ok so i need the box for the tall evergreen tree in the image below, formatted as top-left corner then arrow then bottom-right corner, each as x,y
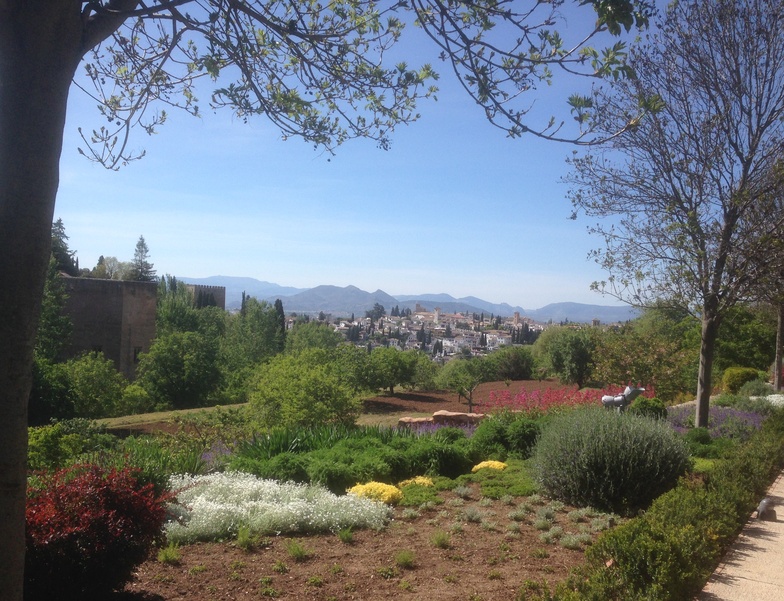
35,257 -> 72,362
130,235 -> 156,282
274,299 -> 287,352
50,219 -> 78,276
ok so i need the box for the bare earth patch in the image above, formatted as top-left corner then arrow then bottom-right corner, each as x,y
117,380 -> 591,600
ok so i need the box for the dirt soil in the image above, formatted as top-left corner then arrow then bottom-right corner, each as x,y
119,380 -> 592,601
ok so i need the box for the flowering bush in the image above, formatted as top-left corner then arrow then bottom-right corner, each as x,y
348,481 -> 403,505
167,472 -> 391,544
25,464 -> 169,600
472,460 -> 508,472
667,405 -> 765,441
399,476 -> 434,487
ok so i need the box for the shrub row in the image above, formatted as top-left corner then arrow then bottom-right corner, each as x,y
230,425 -> 475,492
230,414 -> 546,492
546,407 -> 784,601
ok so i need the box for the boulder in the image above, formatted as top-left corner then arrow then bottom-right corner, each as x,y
397,416 -> 434,429
431,410 -> 485,426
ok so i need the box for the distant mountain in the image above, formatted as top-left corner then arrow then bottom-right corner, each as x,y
525,302 -> 639,324
179,276 -> 306,310
177,276 -> 638,322
394,295 -> 637,323
394,294 -> 526,317
265,285 -> 398,315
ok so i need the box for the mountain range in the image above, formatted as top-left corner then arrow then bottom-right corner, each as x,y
180,276 -> 640,324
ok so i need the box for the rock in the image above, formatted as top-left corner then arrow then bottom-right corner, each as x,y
431,410 -> 485,426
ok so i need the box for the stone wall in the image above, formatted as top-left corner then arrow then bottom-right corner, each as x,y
60,278 -> 157,379
186,284 -> 226,310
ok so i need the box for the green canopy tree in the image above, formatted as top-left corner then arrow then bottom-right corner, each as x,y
538,327 -> 596,389
65,351 -> 127,418
592,311 -> 698,402
0,1 -> 652,596
248,348 -> 360,428
285,321 -> 344,354
367,346 -> 417,395
50,218 -> 79,276
136,331 -> 222,410
220,297 -> 285,402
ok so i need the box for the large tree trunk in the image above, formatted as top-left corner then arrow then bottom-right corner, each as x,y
775,302 -> 783,392
0,3 -> 83,598
695,313 -> 721,428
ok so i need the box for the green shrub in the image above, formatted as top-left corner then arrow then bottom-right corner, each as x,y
721,367 -> 763,394
469,412 -> 541,461
260,451 -> 310,483
683,427 -> 737,459
737,378 -> 773,397
506,418 -> 541,459
469,416 -> 509,461
116,383 -> 158,416
628,396 -> 667,420
28,419 -> 117,472
532,408 -> 690,514
404,437 -> 472,479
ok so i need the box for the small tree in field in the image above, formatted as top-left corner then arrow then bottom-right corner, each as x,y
436,356 -> 493,413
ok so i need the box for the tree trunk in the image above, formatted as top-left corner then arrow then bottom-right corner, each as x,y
695,314 -> 721,428
775,302 -> 783,392
0,3 -> 83,598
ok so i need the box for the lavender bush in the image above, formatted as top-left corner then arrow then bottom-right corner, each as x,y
667,405 -> 765,441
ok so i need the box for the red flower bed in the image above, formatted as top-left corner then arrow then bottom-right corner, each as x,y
483,385 -> 654,416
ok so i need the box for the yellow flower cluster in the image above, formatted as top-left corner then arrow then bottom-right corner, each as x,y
347,482 -> 403,505
398,476 -> 434,488
471,460 -> 508,473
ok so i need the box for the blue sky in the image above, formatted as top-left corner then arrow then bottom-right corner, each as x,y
54,8 -> 635,311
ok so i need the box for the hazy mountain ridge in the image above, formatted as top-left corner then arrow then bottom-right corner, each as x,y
180,276 -> 639,323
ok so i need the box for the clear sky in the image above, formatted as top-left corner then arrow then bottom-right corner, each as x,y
54,8 -> 635,311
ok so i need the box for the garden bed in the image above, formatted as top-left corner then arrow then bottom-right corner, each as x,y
115,379 -> 589,600
123,480 -> 603,601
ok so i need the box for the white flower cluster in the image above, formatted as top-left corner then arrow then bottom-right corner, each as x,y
166,472 -> 392,544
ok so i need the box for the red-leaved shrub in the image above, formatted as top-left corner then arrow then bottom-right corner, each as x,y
25,464 -> 169,600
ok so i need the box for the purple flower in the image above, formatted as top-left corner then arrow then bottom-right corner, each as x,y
667,405 -> 764,441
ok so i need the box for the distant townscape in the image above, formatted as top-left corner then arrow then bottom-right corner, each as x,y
178,275 -> 640,324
